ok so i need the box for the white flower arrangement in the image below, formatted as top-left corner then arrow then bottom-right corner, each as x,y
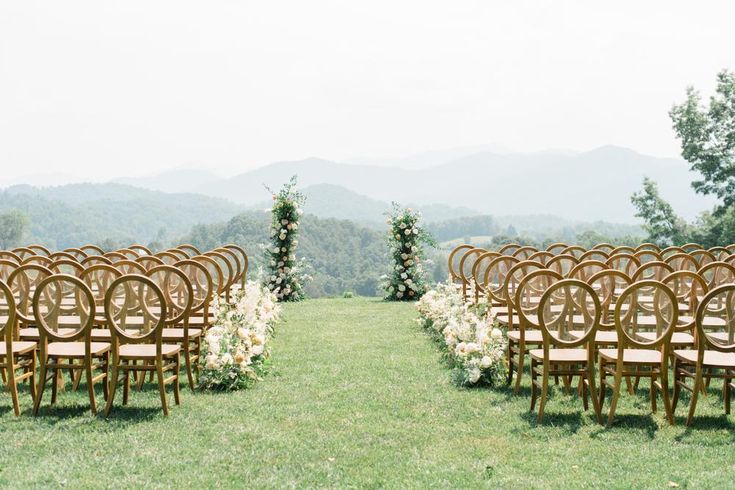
382,203 -> 435,301
199,281 -> 281,391
416,282 -> 506,387
263,175 -> 310,302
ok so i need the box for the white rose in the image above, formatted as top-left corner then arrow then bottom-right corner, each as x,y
491,328 -> 503,340
480,356 -> 492,369
468,367 -> 481,384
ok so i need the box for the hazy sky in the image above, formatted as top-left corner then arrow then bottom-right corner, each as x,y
1,1 -> 734,183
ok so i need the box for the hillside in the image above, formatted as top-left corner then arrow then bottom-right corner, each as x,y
192,146 -> 716,223
0,183 -> 240,249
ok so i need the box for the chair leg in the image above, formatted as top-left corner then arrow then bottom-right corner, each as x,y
530,358 -> 538,411
104,364 -> 120,417
650,372 -> 657,413
672,358 -> 681,413
537,363 -> 549,423
28,350 -> 37,402
686,367 -> 703,426
185,347 -> 195,391
173,353 -> 181,406
506,342 -> 514,385
514,347 -> 525,394
588,366 -> 603,424
156,359 -> 169,416
6,357 -> 21,416
50,365 -> 58,405
724,369 -> 732,415
123,369 -> 130,406
33,362 -> 49,416
660,367 -> 674,425
85,359 -> 97,415
607,368 -> 623,427
599,360 -> 606,410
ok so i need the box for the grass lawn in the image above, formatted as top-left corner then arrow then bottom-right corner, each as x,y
1,297 -> 734,488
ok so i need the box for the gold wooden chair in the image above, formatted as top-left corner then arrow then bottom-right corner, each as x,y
26,244 -> 51,256
223,244 -> 248,286
48,251 -> 79,263
546,254 -> 579,278
0,279 -> 37,415
80,255 -> 113,268
690,249 -> 716,268
176,244 -> 202,257
32,274 -> 110,415
611,245 -> 636,256
530,278 -> 602,423
631,260 -> 674,282
146,265 -> 197,390
561,245 -> 585,259
11,247 -> 36,261
635,242 -> 661,254
104,251 -> 127,262
592,243 -> 616,254
9,264 -> 55,342
135,255 -> 165,271
512,246 -> 538,261
698,261 -> 735,291
194,255 -> 225,300
63,248 -> 89,261
471,251 -> 501,305
0,259 -> 19,282
606,253 -> 640,278
0,251 -> 21,264
545,242 -> 569,255
178,259 -> 215,333
215,247 -> 243,291
661,246 -> 686,260
21,255 -> 53,268
579,249 -> 610,263
673,284 -> 735,425
681,242 -> 704,253
708,246 -> 730,261
633,249 -> 662,265
509,269 -> 563,393
483,256 -> 519,323
128,244 -> 153,256
599,280 -> 678,426
664,253 -> 699,272
112,259 -> 146,275
50,259 -> 85,277
458,248 -> 486,302
569,260 -> 609,283
447,244 -> 474,286
104,275 -> 181,416
498,243 -> 522,256
528,250 -> 554,265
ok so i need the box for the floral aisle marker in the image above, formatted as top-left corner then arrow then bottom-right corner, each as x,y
199,282 -> 281,391
416,282 -> 506,386
264,175 -> 310,302
382,204 -> 435,301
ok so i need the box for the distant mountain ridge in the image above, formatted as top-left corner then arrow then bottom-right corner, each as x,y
189,145 -> 714,223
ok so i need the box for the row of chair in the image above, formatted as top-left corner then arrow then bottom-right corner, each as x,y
0,243 -> 248,417
448,243 -> 735,426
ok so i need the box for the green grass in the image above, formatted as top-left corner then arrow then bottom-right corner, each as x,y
1,297 -> 734,488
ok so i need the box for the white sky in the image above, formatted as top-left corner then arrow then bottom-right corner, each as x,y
1,1 -> 734,183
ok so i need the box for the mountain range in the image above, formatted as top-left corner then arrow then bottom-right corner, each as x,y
112,145 -> 711,223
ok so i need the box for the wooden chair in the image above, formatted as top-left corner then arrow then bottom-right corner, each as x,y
21,255 -> 53,268
592,243 -> 616,254
611,245 -> 636,256
635,242 -> 661,253
509,269 -> 563,393
568,260 -> 609,283
498,243 -> 522,256
512,246 -> 538,261
606,253 -> 640,278
11,247 -> 36,261
528,250 -> 554,265
0,251 -> 21,264
79,244 -> 105,256
658,271 -> 708,347
32,274 -> 110,415
530,279 -> 603,423
194,255 -> 225,299
681,243 -> 704,253
128,244 -> 153,256
482,256 -> 519,319
673,285 -> 735,425
146,265 -> 197,390
63,248 -> 89,260
26,244 -> 51,256
633,249 -> 662,265
80,255 -> 113,267
205,251 -> 235,299
177,259 -> 215,333
664,253 -> 699,272
0,279 -> 37,415
458,248 -> 486,302
116,248 -> 141,261
215,247 -> 243,290
50,259 -> 85,277
561,245 -> 586,259
0,259 -> 19,282
135,255 -> 165,271
104,275 -> 181,416
661,246 -> 686,260
599,280 -> 678,426
579,249 -> 609,263
470,251 -> 501,305
9,264 -> 55,342
223,244 -> 248,286
155,250 -> 181,266
698,261 -> 735,291
546,242 -> 569,255
708,246 -> 730,261
48,251 -> 79,263
104,251 -> 127,262
447,244 -> 474,285
690,249 -> 716,268
112,259 -> 146,275
546,254 -> 579,278
631,261 -> 674,282
177,244 -> 202,257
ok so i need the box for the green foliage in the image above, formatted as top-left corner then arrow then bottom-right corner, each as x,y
427,215 -> 498,241
382,204 -> 435,301
671,70 -> 735,212
0,209 -> 29,248
264,176 -> 309,302
0,184 -> 238,249
631,177 -> 689,246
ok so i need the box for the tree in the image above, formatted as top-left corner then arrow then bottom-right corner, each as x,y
670,70 -> 735,213
630,178 -> 687,246
0,209 -> 29,248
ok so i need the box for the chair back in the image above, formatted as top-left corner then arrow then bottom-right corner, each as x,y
606,253 -> 640,277
631,260 -> 674,282
614,281 -> 678,349
662,271 -> 708,333
587,269 -> 632,330
664,252 -> 698,272
538,279 -> 601,348
698,261 -> 735,290
104,275 -> 167,344
514,269 -> 563,333
146,265 -> 193,326
568,260 -> 608,282
546,254 -> 579,277
32,274 -> 95,342
175,259 -> 214,317
7,264 -> 54,324
0,279 -> 16,346
545,242 -> 568,255
695,285 -> 735,352
447,245 -> 473,283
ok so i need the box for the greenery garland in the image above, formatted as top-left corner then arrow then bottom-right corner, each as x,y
382,203 -> 435,301
264,176 -> 309,301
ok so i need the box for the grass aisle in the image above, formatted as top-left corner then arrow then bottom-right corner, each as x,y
1,297 -> 734,487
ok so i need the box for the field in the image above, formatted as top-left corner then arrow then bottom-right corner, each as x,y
1,298 -> 734,488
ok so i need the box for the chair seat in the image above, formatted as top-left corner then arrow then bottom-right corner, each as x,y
119,344 -> 180,359
161,328 -> 202,340
636,331 -> 694,346
599,348 -> 662,364
19,327 -> 76,340
673,349 -> 735,369
188,316 -> 215,326
507,329 -> 543,343
529,348 -> 589,363
497,314 -> 539,327
0,341 -> 37,356
48,341 -> 110,358
568,330 -> 618,344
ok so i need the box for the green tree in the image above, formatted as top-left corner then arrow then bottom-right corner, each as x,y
630,178 -> 687,246
0,209 -> 29,248
670,70 -> 735,213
